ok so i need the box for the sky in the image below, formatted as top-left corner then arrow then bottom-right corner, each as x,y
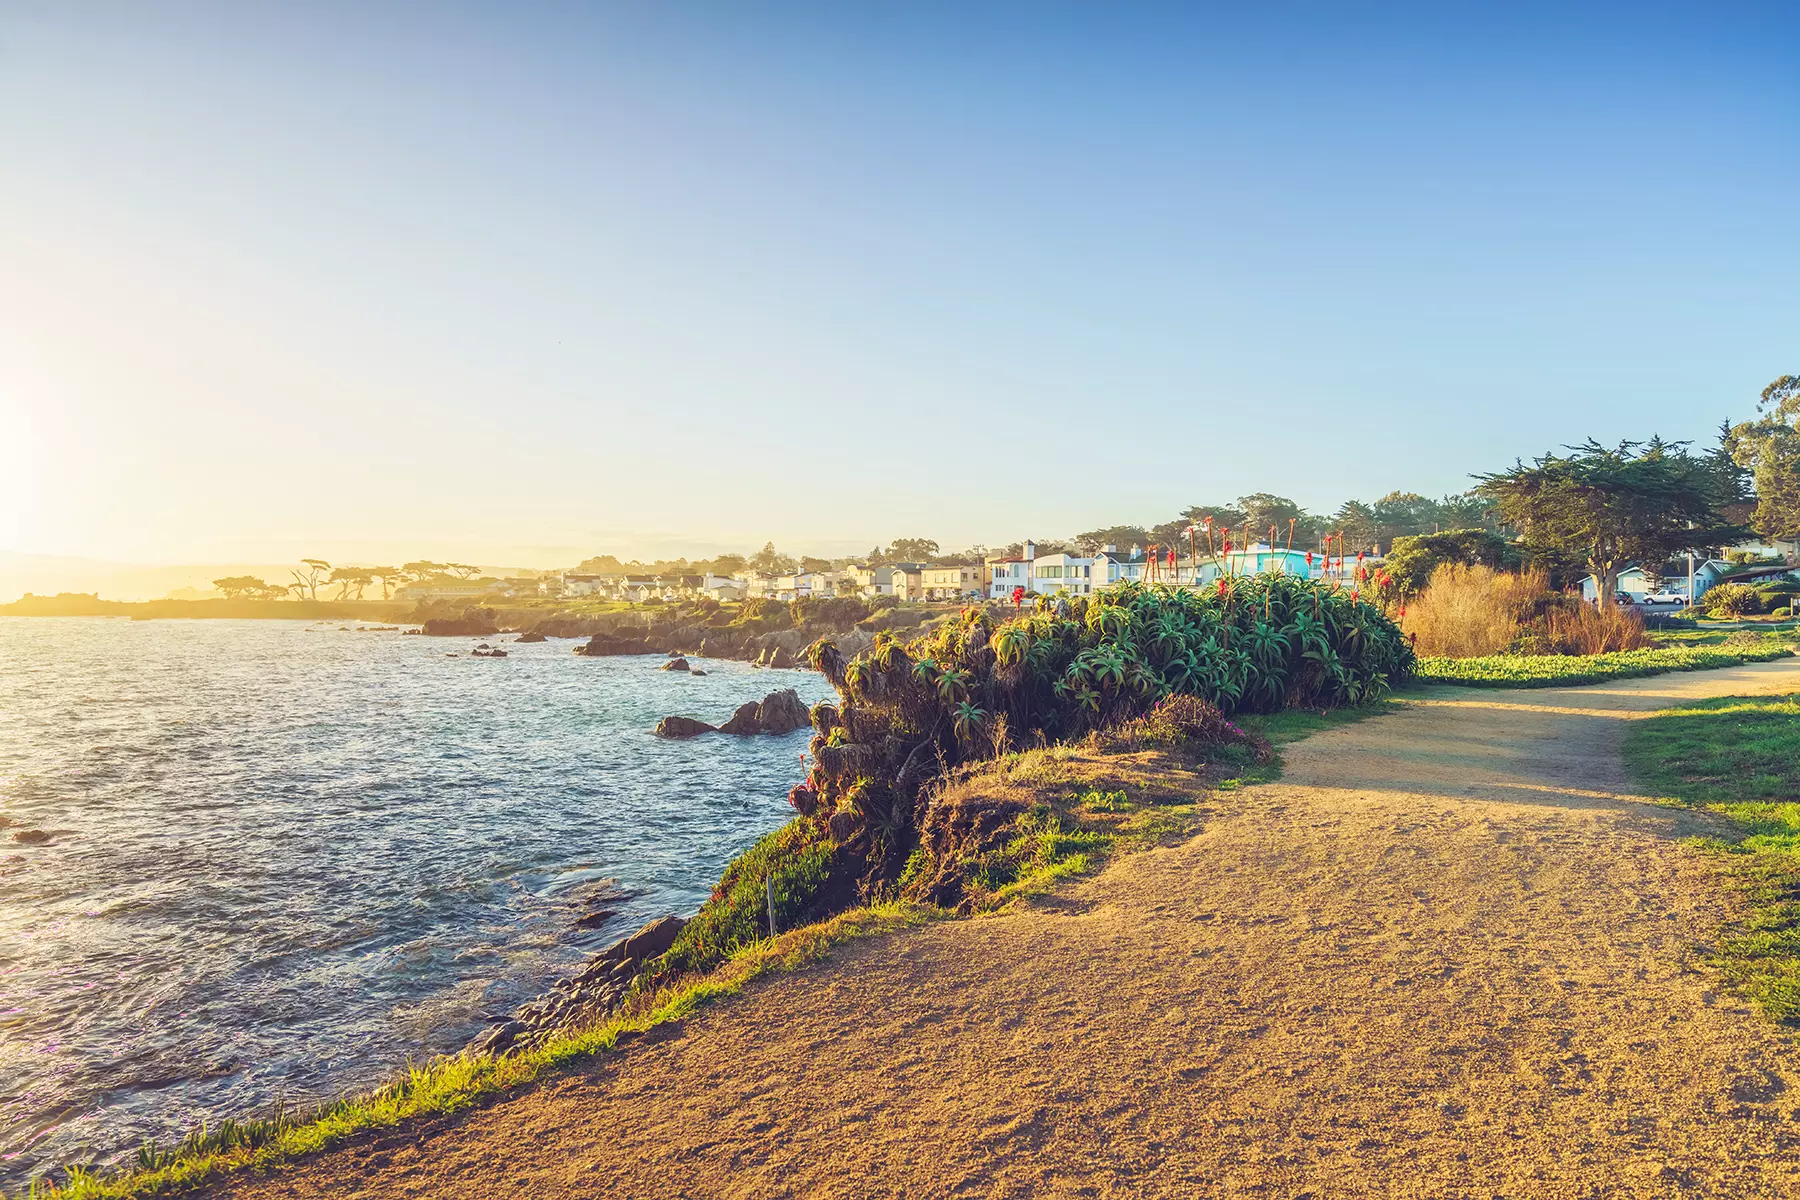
2,1 -> 1797,579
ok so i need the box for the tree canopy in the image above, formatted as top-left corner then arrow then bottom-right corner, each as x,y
884,537 -> 940,563
1727,376 -> 1800,543
1477,438 -> 1741,599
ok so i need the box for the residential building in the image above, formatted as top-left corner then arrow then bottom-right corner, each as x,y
888,563 -> 926,602
986,555 -> 1034,601
560,572 -> 621,597
846,565 -> 893,596
705,577 -> 749,602
921,564 -> 982,600
1192,545 -> 1323,583
1032,552 -> 1095,595
1094,549 -> 1148,588
986,540 -> 1038,600
1582,559 -> 1796,604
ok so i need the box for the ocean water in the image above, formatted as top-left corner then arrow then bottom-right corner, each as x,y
0,618 -> 831,1186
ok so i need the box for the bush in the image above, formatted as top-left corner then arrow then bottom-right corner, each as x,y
656,819 -> 847,977
729,597 -> 794,632
1404,564 -> 1646,657
1704,583 -> 1761,617
790,595 -> 868,632
1404,564 -> 1545,657
1385,529 -> 1516,594
1102,693 -> 1272,759
791,576 -> 1411,902
1540,599 -> 1649,655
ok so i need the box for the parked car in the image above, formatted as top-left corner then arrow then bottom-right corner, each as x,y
1641,590 -> 1689,606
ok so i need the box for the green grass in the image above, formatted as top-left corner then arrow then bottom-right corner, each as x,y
1624,693 -> 1800,1023
1416,643 -> 1796,688
8,904 -> 936,1200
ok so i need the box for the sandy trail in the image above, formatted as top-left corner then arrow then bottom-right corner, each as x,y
216,660 -> 1800,1199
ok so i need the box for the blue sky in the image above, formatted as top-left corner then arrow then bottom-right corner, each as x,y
2,2 -> 1795,568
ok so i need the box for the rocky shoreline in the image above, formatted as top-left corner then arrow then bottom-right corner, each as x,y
417,604 -> 877,670
466,915 -> 688,1058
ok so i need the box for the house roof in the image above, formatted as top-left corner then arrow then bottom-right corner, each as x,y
1723,563 -> 1798,581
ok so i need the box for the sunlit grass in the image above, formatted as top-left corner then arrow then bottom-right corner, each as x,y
1625,693 -> 1800,1023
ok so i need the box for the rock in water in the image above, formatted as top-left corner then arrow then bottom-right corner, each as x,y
12,829 -> 50,845
514,631 -> 547,643
661,657 -> 691,672
717,701 -> 764,735
756,688 -> 810,734
717,689 -> 810,735
653,715 -> 715,738
606,915 -> 687,963
421,606 -> 499,637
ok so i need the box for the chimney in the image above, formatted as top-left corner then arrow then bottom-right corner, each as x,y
1103,543 -> 1118,554
1024,540 -> 1036,561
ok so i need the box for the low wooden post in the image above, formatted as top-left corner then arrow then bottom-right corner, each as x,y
766,875 -> 778,939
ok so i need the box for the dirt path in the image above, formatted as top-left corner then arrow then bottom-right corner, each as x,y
216,660 -> 1800,1199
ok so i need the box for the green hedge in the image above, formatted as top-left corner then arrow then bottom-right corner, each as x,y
1417,644 -> 1795,688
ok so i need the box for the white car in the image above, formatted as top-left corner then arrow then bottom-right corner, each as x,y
1641,590 -> 1689,606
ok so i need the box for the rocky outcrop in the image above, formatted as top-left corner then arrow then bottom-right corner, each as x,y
570,623 -> 877,670
11,829 -> 49,845
660,657 -> 691,672
421,607 -> 499,637
716,702 -> 765,735
467,916 -> 688,1057
575,633 -> 657,656
719,688 -> 810,735
654,715 -> 716,738
514,631 -> 547,643
666,688 -> 811,738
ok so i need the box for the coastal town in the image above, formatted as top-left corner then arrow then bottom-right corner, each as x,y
393,532 -> 1800,613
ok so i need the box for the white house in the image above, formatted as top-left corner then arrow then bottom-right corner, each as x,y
985,545 -> 1035,600
1031,552 -> 1096,596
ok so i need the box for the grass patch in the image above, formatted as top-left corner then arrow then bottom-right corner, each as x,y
1624,693 -> 1800,1022
1417,643 -> 1795,688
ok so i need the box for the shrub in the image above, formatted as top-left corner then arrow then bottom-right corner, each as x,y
656,819 -> 847,977
793,577 -> 1410,899
790,595 -> 868,632
1540,599 -> 1649,655
1404,564 -> 1646,657
1384,529 -> 1516,594
1102,693 -> 1272,759
1705,583 -> 1761,617
1404,564 -> 1543,657
729,597 -> 794,631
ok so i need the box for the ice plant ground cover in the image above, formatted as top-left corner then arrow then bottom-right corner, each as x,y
1416,642 -> 1796,688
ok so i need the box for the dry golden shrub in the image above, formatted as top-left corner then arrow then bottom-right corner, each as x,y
1403,564 -> 1535,657
1402,563 -> 1648,657
1542,598 -> 1649,654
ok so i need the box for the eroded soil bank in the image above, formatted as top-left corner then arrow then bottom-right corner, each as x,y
212,659 -> 1800,1199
